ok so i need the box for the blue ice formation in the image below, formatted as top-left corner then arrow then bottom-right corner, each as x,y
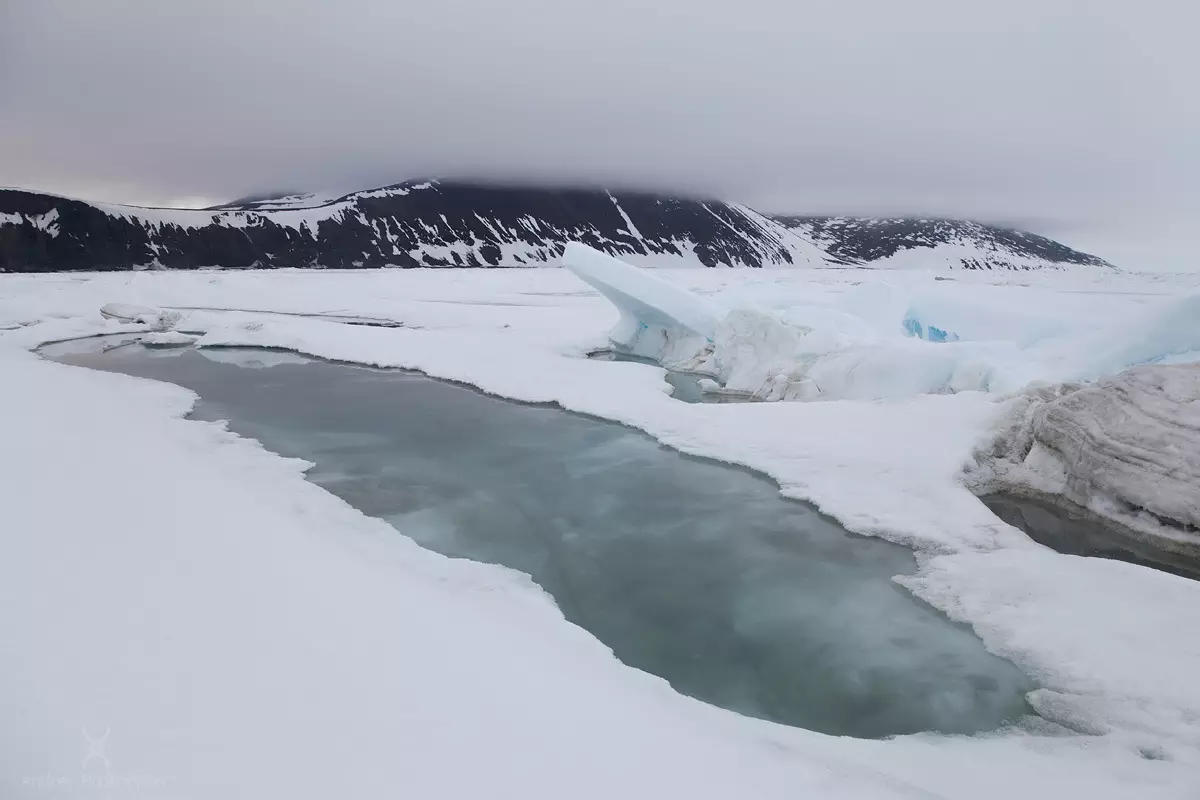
902,313 -> 959,343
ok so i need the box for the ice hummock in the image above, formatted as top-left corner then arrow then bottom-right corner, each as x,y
562,244 -> 995,400
564,243 -> 1200,403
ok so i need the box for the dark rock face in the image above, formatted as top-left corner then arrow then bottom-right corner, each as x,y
775,216 -> 1112,270
0,180 -> 1113,272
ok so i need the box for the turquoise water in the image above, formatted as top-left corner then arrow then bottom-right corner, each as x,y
45,338 -> 1034,738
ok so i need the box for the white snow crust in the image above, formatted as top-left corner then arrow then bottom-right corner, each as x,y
3,262 -> 1200,798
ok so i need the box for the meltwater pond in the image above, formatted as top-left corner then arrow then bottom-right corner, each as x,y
45,338 -> 1034,738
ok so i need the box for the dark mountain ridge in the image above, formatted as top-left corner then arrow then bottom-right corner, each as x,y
0,180 -> 1114,273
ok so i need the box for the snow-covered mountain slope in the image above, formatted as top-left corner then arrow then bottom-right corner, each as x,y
775,216 -> 1114,271
0,180 -> 1112,272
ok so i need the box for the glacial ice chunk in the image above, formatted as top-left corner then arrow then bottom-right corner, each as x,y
561,243 -> 720,363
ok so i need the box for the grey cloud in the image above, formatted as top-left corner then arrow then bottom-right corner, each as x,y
2,0 -> 1197,268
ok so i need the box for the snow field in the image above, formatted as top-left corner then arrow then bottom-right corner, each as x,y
3,261 -> 1200,798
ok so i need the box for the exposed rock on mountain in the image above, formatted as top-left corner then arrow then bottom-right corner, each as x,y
0,180 -> 1113,272
775,216 -> 1113,271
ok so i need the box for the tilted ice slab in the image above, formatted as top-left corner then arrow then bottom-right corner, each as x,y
976,363 -> 1200,551
561,243 -> 719,363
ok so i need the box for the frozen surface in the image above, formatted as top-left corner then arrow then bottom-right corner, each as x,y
47,342 -> 1033,738
5,265 -> 1200,798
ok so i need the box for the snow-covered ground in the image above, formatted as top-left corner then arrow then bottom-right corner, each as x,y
3,263 -> 1200,798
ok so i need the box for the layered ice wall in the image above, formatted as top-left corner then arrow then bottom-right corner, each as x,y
976,364 -> 1200,550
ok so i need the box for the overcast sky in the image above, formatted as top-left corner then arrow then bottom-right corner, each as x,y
2,0 -> 1197,269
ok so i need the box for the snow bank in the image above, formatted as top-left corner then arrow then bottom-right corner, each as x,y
906,547 -> 1200,757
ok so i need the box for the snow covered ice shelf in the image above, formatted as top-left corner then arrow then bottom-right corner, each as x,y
6,263 -> 1200,799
